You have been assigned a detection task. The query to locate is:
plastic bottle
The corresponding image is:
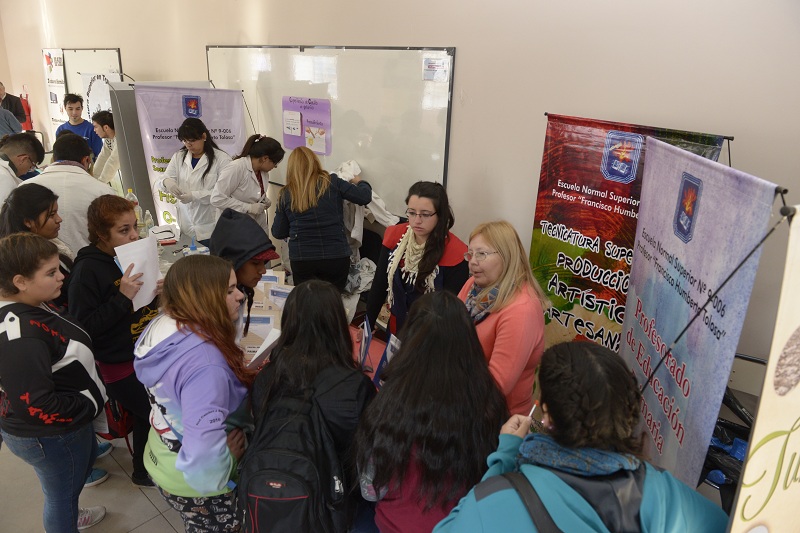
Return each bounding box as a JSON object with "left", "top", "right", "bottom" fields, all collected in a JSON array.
[
  {"left": 125, "top": 188, "right": 143, "bottom": 226},
  {"left": 143, "top": 210, "right": 155, "bottom": 234}
]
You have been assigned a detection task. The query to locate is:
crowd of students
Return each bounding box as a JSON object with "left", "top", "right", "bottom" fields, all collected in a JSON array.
[{"left": 0, "top": 103, "right": 728, "bottom": 532}]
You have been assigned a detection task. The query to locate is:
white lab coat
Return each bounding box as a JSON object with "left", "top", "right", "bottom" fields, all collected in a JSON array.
[
  {"left": 211, "top": 156, "right": 270, "bottom": 233},
  {"left": 92, "top": 137, "right": 120, "bottom": 184},
  {"left": 24, "top": 164, "right": 113, "bottom": 253},
  {"left": 157, "top": 148, "right": 232, "bottom": 241}
]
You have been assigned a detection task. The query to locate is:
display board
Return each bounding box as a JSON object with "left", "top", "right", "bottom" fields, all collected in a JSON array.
[
  {"left": 63, "top": 48, "right": 123, "bottom": 119},
  {"left": 206, "top": 45, "right": 455, "bottom": 216}
]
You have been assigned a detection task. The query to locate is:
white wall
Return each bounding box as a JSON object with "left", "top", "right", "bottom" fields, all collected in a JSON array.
[{"left": 1, "top": 0, "right": 797, "bottom": 361}]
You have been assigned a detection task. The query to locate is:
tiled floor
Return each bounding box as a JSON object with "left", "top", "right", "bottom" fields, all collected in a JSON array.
[{"left": 0, "top": 437, "right": 184, "bottom": 532}]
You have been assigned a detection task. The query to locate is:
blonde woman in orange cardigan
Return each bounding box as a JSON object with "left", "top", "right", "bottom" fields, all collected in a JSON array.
[{"left": 458, "top": 221, "right": 548, "bottom": 414}]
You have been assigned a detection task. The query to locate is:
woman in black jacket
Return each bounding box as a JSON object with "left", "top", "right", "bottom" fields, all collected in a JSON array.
[{"left": 68, "top": 194, "right": 158, "bottom": 487}]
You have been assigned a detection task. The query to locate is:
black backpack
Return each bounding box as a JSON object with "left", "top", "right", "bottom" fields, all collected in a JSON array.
[{"left": 239, "top": 377, "right": 347, "bottom": 533}]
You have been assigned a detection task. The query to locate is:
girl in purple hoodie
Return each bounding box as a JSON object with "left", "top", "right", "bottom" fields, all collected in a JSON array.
[{"left": 134, "top": 254, "right": 255, "bottom": 532}]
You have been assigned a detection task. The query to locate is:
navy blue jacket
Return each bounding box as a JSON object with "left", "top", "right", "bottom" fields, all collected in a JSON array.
[{"left": 272, "top": 174, "right": 371, "bottom": 261}]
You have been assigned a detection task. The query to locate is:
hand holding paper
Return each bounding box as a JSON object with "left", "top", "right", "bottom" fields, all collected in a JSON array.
[{"left": 114, "top": 237, "right": 161, "bottom": 311}]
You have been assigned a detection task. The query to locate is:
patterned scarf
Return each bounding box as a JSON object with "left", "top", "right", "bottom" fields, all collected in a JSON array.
[
  {"left": 517, "top": 433, "right": 641, "bottom": 476},
  {"left": 464, "top": 282, "right": 499, "bottom": 325},
  {"left": 386, "top": 227, "right": 438, "bottom": 307}
]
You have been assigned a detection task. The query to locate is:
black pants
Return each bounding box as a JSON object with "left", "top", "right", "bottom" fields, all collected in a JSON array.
[
  {"left": 105, "top": 372, "right": 151, "bottom": 476},
  {"left": 291, "top": 256, "right": 350, "bottom": 292}
]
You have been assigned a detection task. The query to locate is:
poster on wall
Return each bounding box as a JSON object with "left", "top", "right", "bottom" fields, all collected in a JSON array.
[
  {"left": 81, "top": 73, "right": 115, "bottom": 118},
  {"left": 729, "top": 208, "right": 800, "bottom": 532},
  {"left": 42, "top": 48, "right": 67, "bottom": 148},
  {"left": 281, "top": 96, "right": 332, "bottom": 156},
  {"left": 134, "top": 85, "right": 245, "bottom": 229},
  {"left": 530, "top": 114, "right": 725, "bottom": 352},
  {"left": 620, "top": 137, "right": 775, "bottom": 486}
]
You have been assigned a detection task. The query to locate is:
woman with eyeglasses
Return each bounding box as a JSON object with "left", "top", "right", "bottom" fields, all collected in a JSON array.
[
  {"left": 157, "top": 118, "right": 232, "bottom": 246},
  {"left": 366, "top": 181, "right": 468, "bottom": 333},
  {"left": 212, "top": 134, "right": 285, "bottom": 235},
  {"left": 271, "top": 146, "right": 372, "bottom": 291},
  {"left": 458, "top": 220, "right": 548, "bottom": 415}
]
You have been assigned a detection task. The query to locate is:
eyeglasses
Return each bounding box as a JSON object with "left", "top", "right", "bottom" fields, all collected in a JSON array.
[
  {"left": 405, "top": 209, "right": 437, "bottom": 220},
  {"left": 181, "top": 138, "right": 201, "bottom": 145},
  {"left": 464, "top": 251, "right": 500, "bottom": 262}
]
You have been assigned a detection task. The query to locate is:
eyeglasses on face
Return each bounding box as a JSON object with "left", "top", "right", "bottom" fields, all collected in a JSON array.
[
  {"left": 405, "top": 209, "right": 437, "bottom": 220},
  {"left": 464, "top": 251, "right": 500, "bottom": 262}
]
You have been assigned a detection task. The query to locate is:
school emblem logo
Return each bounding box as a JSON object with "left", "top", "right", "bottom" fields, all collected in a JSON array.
[
  {"left": 182, "top": 95, "right": 201, "bottom": 118},
  {"left": 673, "top": 172, "right": 702, "bottom": 243},
  {"left": 601, "top": 131, "right": 643, "bottom": 184}
]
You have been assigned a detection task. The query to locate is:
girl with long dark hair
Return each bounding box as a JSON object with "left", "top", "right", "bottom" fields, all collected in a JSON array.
[
  {"left": 434, "top": 341, "right": 728, "bottom": 532},
  {"left": 134, "top": 254, "right": 253, "bottom": 532},
  {"left": 249, "top": 279, "right": 375, "bottom": 528},
  {"left": 212, "top": 134, "right": 285, "bottom": 234},
  {"left": 158, "top": 118, "right": 232, "bottom": 244},
  {"left": 356, "top": 290, "right": 508, "bottom": 533},
  {"left": 366, "top": 181, "right": 468, "bottom": 333}
]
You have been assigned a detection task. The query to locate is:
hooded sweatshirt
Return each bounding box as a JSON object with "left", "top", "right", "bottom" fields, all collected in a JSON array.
[
  {"left": 68, "top": 244, "right": 158, "bottom": 381},
  {"left": 134, "top": 314, "right": 249, "bottom": 496}
]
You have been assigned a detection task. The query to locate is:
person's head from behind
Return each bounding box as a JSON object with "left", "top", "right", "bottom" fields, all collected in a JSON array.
[
  {"left": 0, "top": 233, "right": 63, "bottom": 305},
  {"left": 0, "top": 184, "right": 61, "bottom": 240},
  {"left": 91, "top": 110, "right": 114, "bottom": 139},
  {"left": 162, "top": 254, "right": 253, "bottom": 386},
  {"left": 236, "top": 134, "right": 284, "bottom": 172},
  {"left": 63, "top": 93, "right": 84, "bottom": 125},
  {"left": 0, "top": 81, "right": 6, "bottom": 99},
  {"left": 0, "top": 133, "right": 45, "bottom": 177},
  {"left": 52, "top": 133, "right": 93, "bottom": 169},
  {"left": 466, "top": 220, "right": 548, "bottom": 308},
  {"left": 265, "top": 280, "right": 355, "bottom": 394},
  {"left": 283, "top": 146, "right": 329, "bottom": 213},
  {"left": 209, "top": 209, "right": 279, "bottom": 289},
  {"left": 539, "top": 341, "right": 645, "bottom": 457},
  {"left": 356, "top": 291, "right": 508, "bottom": 510},
  {"left": 87, "top": 195, "right": 138, "bottom": 254}
]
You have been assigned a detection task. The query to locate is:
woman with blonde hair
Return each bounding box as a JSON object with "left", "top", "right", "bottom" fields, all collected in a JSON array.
[
  {"left": 458, "top": 220, "right": 548, "bottom": 415},
  {"left": 272, "top": 146, "right": 372, "bottom": 290},
  {"left": 134, "top": 254, "right": 253, "bottom": 532}
]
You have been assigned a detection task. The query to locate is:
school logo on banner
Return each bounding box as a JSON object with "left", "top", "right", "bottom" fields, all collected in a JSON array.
[
  {"left": 601, "top": 131, "right": 644, "bottom": 184},
  {"left": 182, "top": 95, "right": 201, "bottom": 118},
  {"left": 673, "top": 172, "right": 702, "bottom": 243}
]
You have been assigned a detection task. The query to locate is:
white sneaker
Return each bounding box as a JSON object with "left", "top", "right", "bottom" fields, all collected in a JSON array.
[{"left": 77, "top": 506, "right": 106, "bottom": 530}]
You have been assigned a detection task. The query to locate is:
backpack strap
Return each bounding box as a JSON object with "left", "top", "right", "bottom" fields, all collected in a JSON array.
[{"left": 501, "top": 472, "right": 564, "bottom": 533}]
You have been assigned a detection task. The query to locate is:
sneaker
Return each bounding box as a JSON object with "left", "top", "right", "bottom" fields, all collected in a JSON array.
[
  {"left": 96, "top": 441, "right": 113, "bottom": 459},
  {"left": 84, "top": 468, "right": 109, "bottom": 487},
  {"left": 77, "top": 506, "right": 106, "bottom": 530},
  {"left": 131, "top": 471, "right": 155, "bottom": 488}
]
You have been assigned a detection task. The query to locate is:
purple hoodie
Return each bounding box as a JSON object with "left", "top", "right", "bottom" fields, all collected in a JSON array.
[{"left": 134, "top": 314, "right": 248, "bottom": 495}]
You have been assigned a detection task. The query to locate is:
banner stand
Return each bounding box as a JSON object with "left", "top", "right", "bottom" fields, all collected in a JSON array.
[{"left": 641, "top": 186, "right": 792, "bottom": 394}]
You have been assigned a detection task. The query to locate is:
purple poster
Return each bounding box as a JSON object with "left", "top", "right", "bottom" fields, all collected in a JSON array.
[{"left": 281, "top": 96, "right": 332, "bottom": 155}]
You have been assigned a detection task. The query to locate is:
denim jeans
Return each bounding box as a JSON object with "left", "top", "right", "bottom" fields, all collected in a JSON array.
[{"left": 1, "top": 424, "right": 96, "bottom": 533}]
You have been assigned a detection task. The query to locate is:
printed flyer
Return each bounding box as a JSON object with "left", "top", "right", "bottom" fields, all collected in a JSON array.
[
  {"left": 621, "top": 137, "right": 775, "bottom": 485},
  {"left": 530, "top": 114, "right": 724, "bottom": 351},
  {"left": 281, "top": 96, "right": 332, "bottom": 155}
]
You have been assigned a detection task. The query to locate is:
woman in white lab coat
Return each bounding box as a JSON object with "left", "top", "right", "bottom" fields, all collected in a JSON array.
[
  {"left": 211, "top": 134, "right": 284, "bottom": 234},
  {"left": 158, "top": 118, "right": 232, "bottom": 245}
]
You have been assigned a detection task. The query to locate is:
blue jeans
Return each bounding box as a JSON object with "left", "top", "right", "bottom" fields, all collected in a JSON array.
[{"left": 1, "top": 424, "right": 96, "bottom": 533}]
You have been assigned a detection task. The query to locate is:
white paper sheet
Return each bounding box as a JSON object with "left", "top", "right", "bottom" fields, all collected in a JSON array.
[{"left": 114, "top": 237, "right": 160, "bottom": 311}]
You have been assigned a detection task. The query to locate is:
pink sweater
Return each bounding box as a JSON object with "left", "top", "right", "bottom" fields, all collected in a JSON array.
[{"left": 458, "top": 279, "right": 545, "bottom": 414}]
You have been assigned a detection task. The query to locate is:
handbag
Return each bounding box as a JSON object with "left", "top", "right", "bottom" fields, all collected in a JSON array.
[{"left": 96, "top": 399, "right": 135, "bottom": 455}]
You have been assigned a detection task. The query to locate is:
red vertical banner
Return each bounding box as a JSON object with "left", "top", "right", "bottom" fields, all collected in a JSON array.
[{"left": 530, "top": 114, "right": 724, "bottom": 350}]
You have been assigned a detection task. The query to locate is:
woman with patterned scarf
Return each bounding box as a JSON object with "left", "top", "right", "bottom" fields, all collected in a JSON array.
[
  {"left": 366, "top": 181, "right": 468, "bottom": 333},
  {"left": 458, "top": 220, "right": 548, "bottom": 415},
  {"left": 434, "top": 341, "right": 728, "bottom": 532}
]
